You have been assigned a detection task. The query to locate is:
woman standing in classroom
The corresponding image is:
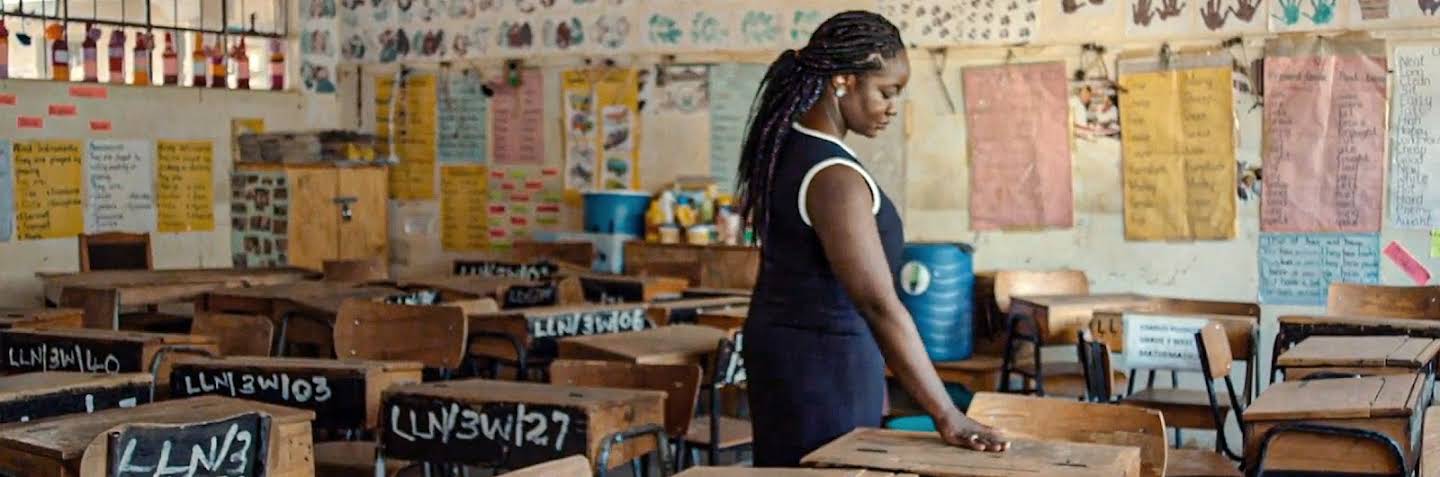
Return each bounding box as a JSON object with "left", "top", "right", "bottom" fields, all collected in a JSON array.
[{"left": 735, "top": 10, "right": 1009, "bottom": 467}]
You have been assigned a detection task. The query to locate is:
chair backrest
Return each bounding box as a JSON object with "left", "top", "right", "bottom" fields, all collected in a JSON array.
[
  {"left": 1196, "top": 322, "right": 1234, "bottom": 380},
  {"left": 1076, "top": 330, "right": 1118, "bottom": 402},
  {"left": 79, "top": 232, "right": 152, "bottom": 272},
  {"left": 322, "top": 257, "right": 390, "bottom": 282},
  {"left": 1327, "top": 283, "right": 1440, "bottom": 319},
  {"left": 992, "top": 270, "right": 1089, "bottom": 313},
  {"left": 333, "top": 299, "right": 468, "bottom": 369},
  {"left": 968, "top": 392, "right": 1167, "bottom": 477},
  {"left": 1153, "top": 298, "right": 1261, "bottom": 318},
  {"left": 549, "top": 359, "right": 701, "bottom": 439},
  {"left": 190, "top": 312, "right": 274, "bottom": 356},
  {"left": 504, "top": 455, "right": 592, "bottom": 477}
]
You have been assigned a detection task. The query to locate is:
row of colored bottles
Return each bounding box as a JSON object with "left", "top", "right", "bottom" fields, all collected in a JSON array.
[{"left": 0, "top": 19, "right": 285, "bottom": 90}]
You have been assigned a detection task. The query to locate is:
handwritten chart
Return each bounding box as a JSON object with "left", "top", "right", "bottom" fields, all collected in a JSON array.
[
  {"left": 0, "top": 141, "right": 12, "bottom": 242},
  {"left": 563, "top": 70, "right": 600, "bottom": 193},
  {"left": 596, "top": 68, "right": 640, "bottom": 190},
  {"left": 376, "top": 73, "right": 438, "bottom": 200},
  {"left": 1390, "top": 45, "right": 1440, "bottom": 229},
  {"left": 1259, "top": 233, "right": 1379, "bottom": 305},
  {"left": 438, "top": 71, "right": 489, "bottom": 165},
  {"left": 709, "top": 63, "right": 767, "bottom": 194},
  {"left": 440, "top": 165, "right": 488, "bottom": 251},
  {"left": 963, "top": 62, "right": 1074, "bottom": 230},
  {"left": 491, "top": 69, "right": 545, "bottom": 166},
  {"left": 85, "top": 140, "right": 156, "bottom": 233},
  {"left": 1262, "top": 54, "right": 1387, "bottom": 233},
  {"left": 13, "top": 140, "right": 84, "bottom": 240},
  {"left": 489, "top": 165, "right": 564, "bottom": 247},
  {"left": 1119, "top": 66, "right": 1237, "bottom": 240},
  {"left": 155, "top": 140, "right": 215, "bottom": 233}
]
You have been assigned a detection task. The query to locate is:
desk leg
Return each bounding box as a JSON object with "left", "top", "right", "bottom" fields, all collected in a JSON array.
[
  {"left": 999, "top": 313, "right": 1021, "bottom": 393},
  {"left": 1268, "top": 329, "right": 1286, "bottom": 385},
  {"left": 597, "top": 424, "right": 669, "bottom": 477}
]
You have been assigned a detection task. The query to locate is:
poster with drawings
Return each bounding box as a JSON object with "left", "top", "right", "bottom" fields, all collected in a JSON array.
[
  {"left": 656, "top": 64, "right": 710, "bottom": 114},
  {"left": 230, "top": 171, "right": 290, "bottom": 268},
  {"left": 301, "top": 0, "right": 340, "bottom": 93},
  {"left": 1346, "top": 0, "right": 1440, "bottom": 27},
  {"left": 1269, "top": 0, "right": 1347, "bottom": 31},
  {"left": 1197, "top": 0, "right": 1268, "bottom": 34},
  {"left": 563, "top": 70, "right": 600, "bottom": 193},
  {"left": 1127, "top": 0, "right": 1198, "bottom": 37},
  {"left": 543, "top": 16, "right": 589, "bottom": 52}
]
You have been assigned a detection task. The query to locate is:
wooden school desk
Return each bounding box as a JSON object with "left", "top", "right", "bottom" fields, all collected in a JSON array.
[
  {"left": 391, "top": 274, "right": 585, "bottom": 309},
  {"left": 1243, "top": 373, "right": 1428, "bottom": 475},
  {"left": 677, "top": 467, "right": 917, "bottom": 477},
  {"left": 801, "top": 428, "right": 1141, "bottom": 477},
  {"left": 0, "top": 372, "right": 151, "bottom": 424},
  {"left": 999, "top": 293, "right": 1157, "bottom": 393},
  {"left": 169, "top": 355, "right": 423, "bottom": 431},
  {"left": 0, "top": 328, "right": 218, "bottom": 383},
  {"left": 38, "top": 267, "right": 317, "bottom": 308},
  {"left": 558, "top": 324, "right": 730, "bottom": 366},
  {"left": 465, "top": 302, "right": 654, "bottom": 372},
  {"left": 577, "top": 273, "right": 691, "bottom": 303},
  {"left": 378, "top": 379, "right": 666, "bottom": 472},
  {"left": 0, "top": 395, "right": 315, "bottom": 477},
  {"left": 1276, "top": 336, "right": 1440, "bottom": 381},
  {"left": 692, "top": 306, "right": 749, "bottom": 331},
  {"left": 649, "top": 298, "right": 749, "bottom": 327},
  {"left": 0, "top": 308, "right": 83, "bottom": 330}
]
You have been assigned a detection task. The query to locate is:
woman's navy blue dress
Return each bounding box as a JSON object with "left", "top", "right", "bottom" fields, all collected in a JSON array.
[{"left": 743, "top": 123, "right": 905, "bottom": 467}]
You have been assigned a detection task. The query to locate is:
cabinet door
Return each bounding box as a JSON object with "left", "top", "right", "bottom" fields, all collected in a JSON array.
[
  {"left": 337, "top": 167, "right": 389, "bottom": 260},
  {"left": 287, "top": 168, "right": 340, "bottom": 270}
]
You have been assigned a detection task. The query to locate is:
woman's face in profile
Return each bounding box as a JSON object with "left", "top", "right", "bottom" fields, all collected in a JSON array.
[{"left": 839, "top": 50, "right": 910, "bottom": 139}]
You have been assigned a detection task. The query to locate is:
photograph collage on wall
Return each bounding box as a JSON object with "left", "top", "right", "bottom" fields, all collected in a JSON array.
[{"left": 230, "top": 171, "right": 290, "bottom": 268}]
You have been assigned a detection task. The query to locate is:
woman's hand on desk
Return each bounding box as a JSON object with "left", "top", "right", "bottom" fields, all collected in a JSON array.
[{"left": 936, "top": 409, "right": 1009, "bottom": 452}]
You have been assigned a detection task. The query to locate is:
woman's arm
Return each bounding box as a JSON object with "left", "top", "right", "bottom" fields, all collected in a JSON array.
[{"left": 806, "top": 165, "right": 1007, "bottom": 452}]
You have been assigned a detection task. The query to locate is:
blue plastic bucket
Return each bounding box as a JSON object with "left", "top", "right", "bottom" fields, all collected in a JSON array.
[
  {"left": 896, "top": 242, "right": 976, "bottom": 362},
  {"left": 582, "top": 191, "right": 652, "bottom": 236}
]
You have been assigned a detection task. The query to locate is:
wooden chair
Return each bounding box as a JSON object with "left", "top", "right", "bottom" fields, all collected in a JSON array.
[
  {"left": 79, "top": 232, "right": 152, "bottom": 272},
  {"left": 323, "top": 257, "right": 390, "bottom": 282},
  {"left": 332, "top": 299, "right": 468, "bottom": 372},
  {"left": 1327, "top": 283, "right": 1440, "bottom": 319},
  {"left": 967, "top": 391, "right": 1168, "bottom": 477},
  {"left": 504, "top": 455, "right": 593, "bottom": 477},
  {"left": 685, "top": 332, "right": 753, "bottom": 468},
  {"left": 550, "top": 359, "right": 700, "bottom": 473},
  {"left": 189, "top": 312, "right": 275, "bottom": 356},
  {"left": 993, "top": 269, "right": 1124, "bottom": 397}
]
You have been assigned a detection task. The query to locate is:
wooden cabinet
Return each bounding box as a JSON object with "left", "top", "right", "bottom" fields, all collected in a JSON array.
[{"left": 232, "top": 163, "right": 388, "bottom": 271}]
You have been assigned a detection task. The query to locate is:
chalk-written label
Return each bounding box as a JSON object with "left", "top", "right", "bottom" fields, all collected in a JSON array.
[
  {"left": 528, "top": 307, "right": 651, "bottom": 340},
  {"left": 1121, "top": 314, "right": 1211, "bottom": 371},
  {"left": 1, "top": 333, "right": 142, "bottom": 373},
  {"left": 108, "top": 413, "right": 268, "bottom": 477},
  {"left": 502, "top": 283, "right": 560, "bottom": 309},
  {"left": 0, "top": 384, "right": 147, "bottom": 424},
  {"left": 170, "top": 365, "right": 367, "bottom": 429},
  {"left": 454, "top": 260, "right": 560, "bottom": 281},
  {"left": 382, "top": 394, "right": 587, "bottom": 468}
]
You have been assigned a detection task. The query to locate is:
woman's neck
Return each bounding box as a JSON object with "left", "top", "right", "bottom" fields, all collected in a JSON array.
[{"left": 798, "top": 101, "right": 846, "bottom": 140}]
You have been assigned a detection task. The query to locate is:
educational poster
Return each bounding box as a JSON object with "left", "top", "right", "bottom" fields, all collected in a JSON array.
[
  {"left": 1118, "top": 62, "right": 1237, "bottom": 240},
  {"left": 1346, "top": 0, "right": 1440, "bottom": 28},
  {"left": 595, "top": 69, "right": 641, "bottom": 190},
  {"left": 437, "top": 69, "right": 489, "bottom": 165},
  {"left": 84, "top": 140, "right": 156, "bottom": 233},
  {"left": 1258, "top": 232, "right": 1380, "bottom": 305},
  {"left": 562, "top": 70, "right": 600, "bottom": 193},
  {"left": 656, "top": 65, "right": 710, "bottom": 114},
  {"left": 1261, "top": 53, "right": 1386, "bottom": 233},
  {"left": 1126, "top": 0, "right": 1197, "bottom": 37},
  {"left": 155, "top": 140, "right": 215, "bottom": 233},
  {"left": 230, "top": 118, "right": 265, "bottom": 162},
  {"left": 1269, "top": 0, "right": 1346, "bottom": 31},
  {"left": 709, "top": 63, "right": 768, "bottom": 194},
  {"left": 440, "top": 165, "right": 489, "bottom": 251},
  {"left": 962, "top": 62, "right": 1074, "bottom": 230},
  {"left": 230, "top": 171, "right": 290, "bottom": 268},
  {"left": 488, "top": 166, "right": 564, "bottom": 247},
  {"left": 490, "top": 69, "right": 545, "bottom": 166},
  {"left": 12, "top": 140, "right": 84, "bottom": 240},
  {"left": 300, "top": 0, "right": 340, "bottom": 93},
  {"left": 1197, "top": 0, "right": 1268, "bottom": 34},
  {"left": 0, "top": 141, "right": 12, "bottom": 242},
  {"left": 1389, "top": 45, "right": 1440, "bottom": 229},
  {"left": 376, "top": 73, "right": 438, "bottom": 200}
]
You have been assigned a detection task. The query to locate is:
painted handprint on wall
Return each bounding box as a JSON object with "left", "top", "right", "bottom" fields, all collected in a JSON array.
[
  {"left": 1132, "top": 0, "right": 1158, "bottom": 25},
  {"left": 741, "top": 11, "right": 781, "bottom": 45},
  {"left": 690, "top": 11, "right": 727, "bottom": 45},
  {"left": 544, "top": 17, "right": 585, "bottom": 50},
  {"left": 1202, "top": 0, "right": 1229, "bottom": 29},
  {"left": 791, "top": 10, "right": 822, "bottom": 44},
  {"left": 1230, "top": 0, "right": 1260, "bottom": 20},
  {"left": 1272, "top": 0, "right": 1334, "bottom": 26},
  {"left": 648, "top": 14, "right": 683, "bottom": 45},
  {"left": 594, "top": 15, "right": 630, "bottom": 49},
  {"left": 1309, "top": 0, "right": 1335, "bottom": 23}
]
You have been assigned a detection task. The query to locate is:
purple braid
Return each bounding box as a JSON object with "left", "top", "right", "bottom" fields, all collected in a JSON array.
[{"left": 735, "top": 10, "right": 904, "bottom": 241}]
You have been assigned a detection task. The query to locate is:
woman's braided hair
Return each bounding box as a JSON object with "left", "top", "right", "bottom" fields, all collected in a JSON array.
[{"left": 735, "top": 10, "right": 904, "bottom": 240}]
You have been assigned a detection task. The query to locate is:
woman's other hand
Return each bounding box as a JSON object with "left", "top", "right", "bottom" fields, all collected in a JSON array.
[{"left": 935, "top": 408, "right": 1009, "bottom": 452}]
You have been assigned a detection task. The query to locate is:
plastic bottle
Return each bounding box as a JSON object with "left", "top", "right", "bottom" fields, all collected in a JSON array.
[
  {"left": 132, "top": 32, "right": 152, "bottom": 85},
  {"left": 107, "top": 29, "right": 125, "bottom": 83},
  {"left": 209, "top": 36, "right": 227, "bottom": 88},
  {"left": 233, "top": 38, "right": 251, "bottom": 90},
  {"left": 268, "top": 39, "right": 284, "bottom": 90},
  {"left": 161, "top": 32, "right": 179, "bottom": 85},
  {"left": 190, "top": 33, "right": 207, "bottom": 87},
  {"left": 81, "top": 24, "right": 99, "bottom": 82}
]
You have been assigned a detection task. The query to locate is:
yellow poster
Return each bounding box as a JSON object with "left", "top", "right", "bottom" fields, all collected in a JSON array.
[
  {"left": 440, "top": 165, "right": 488, "bottom": 251},
  {"left": 377, "top": 73, "right": 438, "bottom": 200},
  {"left": 156, "top": 140, "right": 216, "bottom": 233},
  {"left": 594, "top": 69, "right": 640, "bottom": 191},
  {"left": 12, "top": 140, "right": 84, "bottom": 240},
  {"left": 1119, "top": 66, "right": 1236, "bottom": 241},
  {"left": 231, "top": 118, "right": 265, "bottom": 161},
  {"left": 561, "top": 70, "right": 599, "bottom": 196}
]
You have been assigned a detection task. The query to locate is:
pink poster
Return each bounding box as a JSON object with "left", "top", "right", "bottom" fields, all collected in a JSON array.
[
  {"left": 962, "top": 62, "right": 1074, "bottom": 230},
  {"left": 1261, "top": 55, "right": 1387, "bottom": 232},
  {"left": 491, "top": 69, "right": 546, "bottom": 165}
]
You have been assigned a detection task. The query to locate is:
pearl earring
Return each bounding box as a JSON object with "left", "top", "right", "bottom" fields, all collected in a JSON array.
[{"left": 835, "top": 86, "right": 846, "bottom": 98}]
